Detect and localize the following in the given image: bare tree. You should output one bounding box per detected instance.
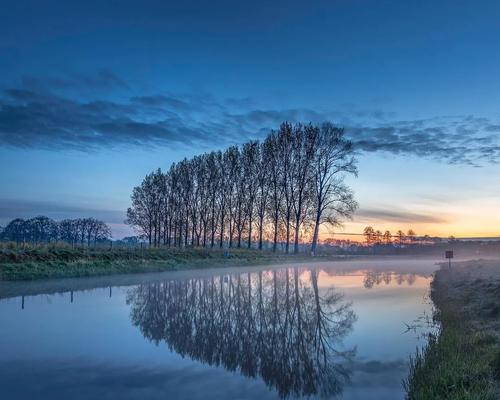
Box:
[363,226,375,245]
[310,123,358,255]
[396,230,405,247]
[242,141,260,248]
[383,230,392,244]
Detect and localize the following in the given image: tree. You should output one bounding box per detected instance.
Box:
[396,230,405,247]
[93,220,112,244]
[407,229,416,244]
[363,226,375,245]
[241,141,260,248]
[277,122,294,253]
[290,124,316,254]
[126,170,162,246]
[1,216,110,246]
[310,123,357,255]
[383,230,392,244]
[264,132,284,252]
[2,218,28,245]
[256,142,270,250]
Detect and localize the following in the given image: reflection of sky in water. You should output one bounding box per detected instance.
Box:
[0,263,432,400]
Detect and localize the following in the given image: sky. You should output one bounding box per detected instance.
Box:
[1,0,500,239]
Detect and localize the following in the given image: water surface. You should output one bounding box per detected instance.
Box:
[0,259,435,399]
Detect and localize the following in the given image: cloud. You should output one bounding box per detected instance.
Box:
[0,89,233,151]
[131,95,193,111]
[1,75,500,165]
[355,208,447,224]
[20,70,130,92]
[335,116,500,166]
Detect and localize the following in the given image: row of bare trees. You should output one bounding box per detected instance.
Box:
[1,216,111,246]
[126,122,358,254]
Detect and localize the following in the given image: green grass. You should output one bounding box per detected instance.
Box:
[0,244,326,281]
[404,275,500,399]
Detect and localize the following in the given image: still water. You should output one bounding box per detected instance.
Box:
[0,259,436,399]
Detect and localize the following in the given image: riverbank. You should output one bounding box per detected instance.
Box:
[405,259,500,399]
[0,246,341,281]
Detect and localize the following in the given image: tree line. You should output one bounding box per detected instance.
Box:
[126,122,358,254]
[0,216,112,246]
[363,226,420,245]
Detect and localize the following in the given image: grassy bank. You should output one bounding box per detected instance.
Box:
[0,245,331,281]
[405,260,500,399]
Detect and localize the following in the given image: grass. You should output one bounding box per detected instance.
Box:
[404,269,500,399]
[0,243,329,281]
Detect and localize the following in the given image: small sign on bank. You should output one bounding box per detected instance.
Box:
[445,250,453,269]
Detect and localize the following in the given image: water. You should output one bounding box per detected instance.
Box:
[0,259,436,399]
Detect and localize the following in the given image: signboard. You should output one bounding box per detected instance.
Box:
[445,250,453,269]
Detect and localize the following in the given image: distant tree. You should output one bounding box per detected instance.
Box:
[120,236,142,245]
[396,230,405,247]
[94,220,112,244]
[27,216,58,244]
[59,219,77,246]
[1,216,110,246]
[375,230,383,244]
[383,230,392,244]
[2,218,27,245]
[363,226,375,245]
[407,229,416,244]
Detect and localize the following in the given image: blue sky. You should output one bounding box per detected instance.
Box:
[1,0,500,238]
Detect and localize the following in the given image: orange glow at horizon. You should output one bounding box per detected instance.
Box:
[317,197,500,242]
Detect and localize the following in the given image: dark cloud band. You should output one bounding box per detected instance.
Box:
[355,208,448,224]
[0,78,499,165]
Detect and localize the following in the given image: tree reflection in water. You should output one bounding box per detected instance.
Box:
[127,267,357,398]
[363,271,417,288]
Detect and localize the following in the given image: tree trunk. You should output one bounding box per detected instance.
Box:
[219,210,225,248]
[293,220,300,254]
[311,208,321,255]
[285,209,290,254]
[247,210,253,249]
[272,208,278,252]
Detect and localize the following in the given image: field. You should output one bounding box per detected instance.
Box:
[0,243,327,281]
[405,259,500,399]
